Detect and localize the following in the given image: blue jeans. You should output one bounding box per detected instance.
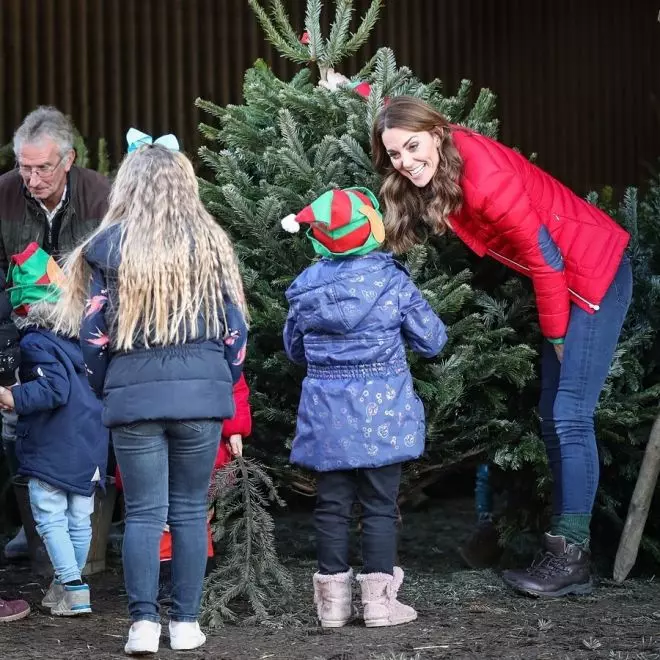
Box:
[539,255,632,515]
[112,419,221,623]
[28,479,95,583]
[315,463,402,575]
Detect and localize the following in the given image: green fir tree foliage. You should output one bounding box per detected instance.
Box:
[201,457,293,627]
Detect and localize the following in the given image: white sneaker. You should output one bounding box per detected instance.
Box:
[41,580,65,608]
[169,620,206,651]
[124,620,161,655]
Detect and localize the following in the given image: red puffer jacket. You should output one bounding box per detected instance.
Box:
[448,128,629,340]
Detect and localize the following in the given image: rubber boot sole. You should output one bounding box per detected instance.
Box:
[0,606,30,622]
[508,579,594,599]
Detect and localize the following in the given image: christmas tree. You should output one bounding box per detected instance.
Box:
[196,0,540,499]
[196,0,660,593]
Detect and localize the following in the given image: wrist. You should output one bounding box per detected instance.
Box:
[547,337,565,345]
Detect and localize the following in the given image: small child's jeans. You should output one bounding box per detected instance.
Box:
[315,463,402,575]
[28,479,95,584]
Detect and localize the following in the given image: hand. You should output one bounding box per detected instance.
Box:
[228,434,243,457]
[0,386,15,411]
[553,343,564,363]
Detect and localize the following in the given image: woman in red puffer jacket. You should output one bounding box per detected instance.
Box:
[372,96,632,599]
[115,374,251,590]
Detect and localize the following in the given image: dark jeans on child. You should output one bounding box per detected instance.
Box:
[539,253,632,515]
[315,463,401,575]
[112,419,220,623]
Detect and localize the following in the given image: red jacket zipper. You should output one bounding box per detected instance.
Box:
[487,249,600,311]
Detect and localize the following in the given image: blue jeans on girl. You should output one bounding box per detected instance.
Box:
[28,479,95,583]
[539,254,633,515]
[112,419,220,623]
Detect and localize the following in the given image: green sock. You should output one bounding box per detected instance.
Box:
[550,514,591,546]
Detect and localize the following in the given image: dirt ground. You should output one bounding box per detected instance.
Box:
[1,498,659,660]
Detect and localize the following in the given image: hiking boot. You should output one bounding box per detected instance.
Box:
[356,566,417,627]
[0,598,30,622]
[458,518,503,569]
[50,583,92,616]
[313,569,354,628]
[41,579,65,608]
[3,527,29,561]
[502,533,593,598]
[169,621,206,651]
[125,620,161,655]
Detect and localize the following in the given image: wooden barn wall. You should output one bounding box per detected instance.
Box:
[0,0,657,192]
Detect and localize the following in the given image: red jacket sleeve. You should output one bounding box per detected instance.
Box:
[463,146,570,339]
[221,373,252,439]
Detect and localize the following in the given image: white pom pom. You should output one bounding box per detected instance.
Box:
[281,214,300,233]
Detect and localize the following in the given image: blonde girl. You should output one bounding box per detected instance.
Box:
[57,133,248,655]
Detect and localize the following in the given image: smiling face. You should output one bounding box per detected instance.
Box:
[381,127,440,188]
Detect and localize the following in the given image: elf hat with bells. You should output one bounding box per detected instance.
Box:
[280,187,385,258]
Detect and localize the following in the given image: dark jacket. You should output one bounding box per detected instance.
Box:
[284,252,447,471]
[13,318,108,497]
[0,166,110,273]
[0,269,20,386]
[81,225,248,428]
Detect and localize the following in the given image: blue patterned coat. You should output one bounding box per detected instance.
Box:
[284,252,447,472]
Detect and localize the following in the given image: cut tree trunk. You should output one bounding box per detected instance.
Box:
[613,410,660,583]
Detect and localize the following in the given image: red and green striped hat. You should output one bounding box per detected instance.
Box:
[280,187,385,258]
[7,243,65,316]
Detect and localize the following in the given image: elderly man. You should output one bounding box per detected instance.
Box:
[0,107,109,573]
[0,106,109,270]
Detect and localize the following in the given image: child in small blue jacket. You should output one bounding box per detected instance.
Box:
[0,242,108,617]
[281,188,447,629]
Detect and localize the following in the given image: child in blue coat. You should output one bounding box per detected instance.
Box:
[281,188,447,629]
[0,243,108,616]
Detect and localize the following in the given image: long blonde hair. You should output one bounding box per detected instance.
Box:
[371,96,464,254]
[56,145,247,350]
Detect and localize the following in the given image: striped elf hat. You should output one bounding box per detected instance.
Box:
[7,243,65,316]
[280,187,385,258]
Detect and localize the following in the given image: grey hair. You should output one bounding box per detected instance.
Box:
[13,106,74,158]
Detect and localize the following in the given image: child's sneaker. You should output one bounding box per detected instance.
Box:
[125,620,161,655]
[0,598,30,621]
[50,583,92,616]
[168,621,206,651]
[41,579,65,608]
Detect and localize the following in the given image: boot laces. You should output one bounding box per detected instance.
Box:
[528,550,569,578]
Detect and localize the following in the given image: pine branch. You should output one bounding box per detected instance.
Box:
[269,0,303,46]
[248,0,310,63]
[304,0,324,63]
[201,457,293,627]
[331,134,373,171]
[325,0,354,65]
[342,0,383,55]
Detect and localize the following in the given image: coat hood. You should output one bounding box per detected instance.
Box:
[285,252,406,333]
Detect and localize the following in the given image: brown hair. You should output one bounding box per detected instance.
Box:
[371,96,464,254]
